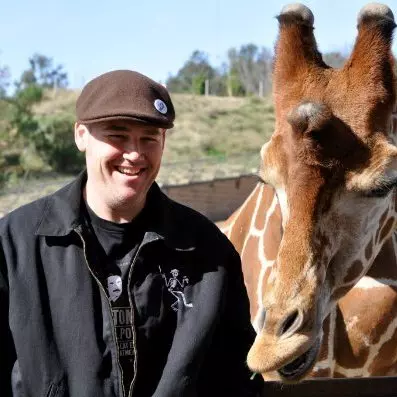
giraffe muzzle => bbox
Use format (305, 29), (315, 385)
(277, 336), (321, 382)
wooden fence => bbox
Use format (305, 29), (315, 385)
(161, 174), (258, 221)
(263, 377), (397, 397)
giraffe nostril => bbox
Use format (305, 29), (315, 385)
(279, 309), (304, 337)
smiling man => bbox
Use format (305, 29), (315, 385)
(0, 70), (263, 397)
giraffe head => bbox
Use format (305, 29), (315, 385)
(247, 3), (397, 382)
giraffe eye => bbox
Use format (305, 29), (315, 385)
(365, 182), (397, 198)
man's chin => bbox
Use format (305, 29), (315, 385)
(110, 188), (147, 214)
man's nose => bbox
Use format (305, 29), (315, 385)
(122, 142), (143, 162)
(123, 151), (141, 162)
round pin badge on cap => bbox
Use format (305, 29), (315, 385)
(154, 99), (167, 114)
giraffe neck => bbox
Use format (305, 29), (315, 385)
(222, 182), (282, 324)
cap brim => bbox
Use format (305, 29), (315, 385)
(77, 115), (174, 129)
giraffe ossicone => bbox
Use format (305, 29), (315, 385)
(222, 2), (397, 382)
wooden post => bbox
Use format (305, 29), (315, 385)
(52, 80), (58, 97)
(259, 80), (264, 97)
(205, 79), (210, 96)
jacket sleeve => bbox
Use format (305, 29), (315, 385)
(0, 242), (15, 396)
(198, 246), (264, 397)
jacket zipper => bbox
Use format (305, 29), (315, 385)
(75, 227), (126, 397)
(46, 383), (57, 397)
(127, 238), (158, 397)
(125, 249), (139, 397)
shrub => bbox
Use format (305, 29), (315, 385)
(33, 116), (84, 173)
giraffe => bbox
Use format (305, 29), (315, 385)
(221, 2), (397, 382)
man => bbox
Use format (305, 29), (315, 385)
(0, 70), (263, 396)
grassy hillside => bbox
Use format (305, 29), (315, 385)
(0, 90), (275, 215)
(34, 90), (275, 162)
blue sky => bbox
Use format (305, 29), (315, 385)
(1, 0), (396, 89)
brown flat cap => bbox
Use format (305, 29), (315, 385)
(76, 70), (175, 128)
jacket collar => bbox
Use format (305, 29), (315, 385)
(35, 170), (196, 251)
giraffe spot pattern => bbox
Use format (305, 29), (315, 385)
(364, 238), (373, 261)
(379, 217), (395, 243)
(376, 209), (390, 243)
(343, 260), (364, 284)
(368, 326), (397, 375)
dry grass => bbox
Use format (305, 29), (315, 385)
(34, 89), (79, 116)
(0, 175), (73, 217)
(34, 90), (275, 162)
(164, 94), (274, 162)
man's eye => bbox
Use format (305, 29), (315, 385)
(108, 134), (125, 140)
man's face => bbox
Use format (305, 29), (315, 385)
(75, 120), (165, 220)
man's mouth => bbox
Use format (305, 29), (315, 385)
(115, 166), (145, 176)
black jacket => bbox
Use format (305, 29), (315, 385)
(0, 172), (263, 397)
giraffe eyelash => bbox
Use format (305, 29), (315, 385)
(364, 180), (397, 198)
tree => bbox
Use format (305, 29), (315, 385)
(8, 52), (69, 140)
(227, 44), (273, 96)
(322, 51), (347, 68)
(0, 56), (10, 98)
(166, 51), (218, 94)
(8, 85), (43, 139)
(17, 53), (68, 90)
(5, 55), (46, 160)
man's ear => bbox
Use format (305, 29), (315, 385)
(74, 122), (89, 152)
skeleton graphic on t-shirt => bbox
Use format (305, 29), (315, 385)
(160, 267), (193, 311)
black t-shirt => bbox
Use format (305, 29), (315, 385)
(83, 202), (147, 396)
